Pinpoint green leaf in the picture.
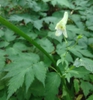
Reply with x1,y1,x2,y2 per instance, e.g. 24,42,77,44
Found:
4,53,40,99
74,79,80,94
0,30,4,37
67,25,83,33
65,67,89,81
65,52,73,62
51,0,70,7
69,48,82,58
27,1,41,12
56,42,66,55
0,93,7,100
89,74,93,82
6,47,20,56
13,42,29,52
33,62,46,85
42,17,57,24
33,20,43,30
74,58,93,73
78,36,88,48
45,72,61,100
4,53,47,99
25,67,34,92
88,38,93,49
7,71,25,100
9,14,32,24
86,16,93,31
36,38,54,53
0,0,9,6
80,80,93,97
0,56,5,70
4,29,16,41
42,0,50,2
87,95,93,100
48,31,62,43
0,41,9,48
30,79,45,96
77,49,93,58
71,14,84,29
0,50,6,70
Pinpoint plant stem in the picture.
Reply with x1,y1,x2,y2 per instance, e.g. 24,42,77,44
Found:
50,66,62,77
0,16,58,69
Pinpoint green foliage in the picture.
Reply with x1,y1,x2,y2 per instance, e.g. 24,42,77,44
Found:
0,0,93,100
80,80,93,97
87,95,93,100
45,72,61,100
74,58,93,73
3,53,46,99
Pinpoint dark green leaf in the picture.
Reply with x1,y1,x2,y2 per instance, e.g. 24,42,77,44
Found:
74,79,80,94
45,72,61,100
80,80,93,97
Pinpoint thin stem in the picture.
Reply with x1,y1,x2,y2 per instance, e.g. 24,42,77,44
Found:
50,66,62,77
0,16,57,68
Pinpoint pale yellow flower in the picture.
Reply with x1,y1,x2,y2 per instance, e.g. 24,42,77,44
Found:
55,11,68,38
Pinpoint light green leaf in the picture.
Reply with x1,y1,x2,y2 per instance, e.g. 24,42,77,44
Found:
71,14,84,29
69,48,82,58
65,67,89,80
6,47,19,55
33,62,46,85
77,49,93,58
25,67,34,92
0,41,9,48
86,16,93,31
7,70,26,100
0,30,4,37
80,80,93,97
42,17,57,24
4,53,40,99
56,42,66,55
48,31,62,42
51,0,70,7
0,56,5,70
4,29,16,41
37,38,54,53
74,58,93,73
9,15,32,24
13,42,29,51
45,72,61,100
0,0,9,6
78,36,88,48
33,20,43,30
65,52,73,62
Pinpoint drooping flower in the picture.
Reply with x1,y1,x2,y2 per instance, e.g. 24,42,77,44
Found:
55,11,68,38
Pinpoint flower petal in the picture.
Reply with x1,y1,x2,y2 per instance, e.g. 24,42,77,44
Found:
63,27,67,38
60,11,68,25
55,29,62,36
55,11,68,38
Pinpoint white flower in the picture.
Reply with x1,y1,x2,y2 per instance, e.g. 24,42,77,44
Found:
55,11,68,38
